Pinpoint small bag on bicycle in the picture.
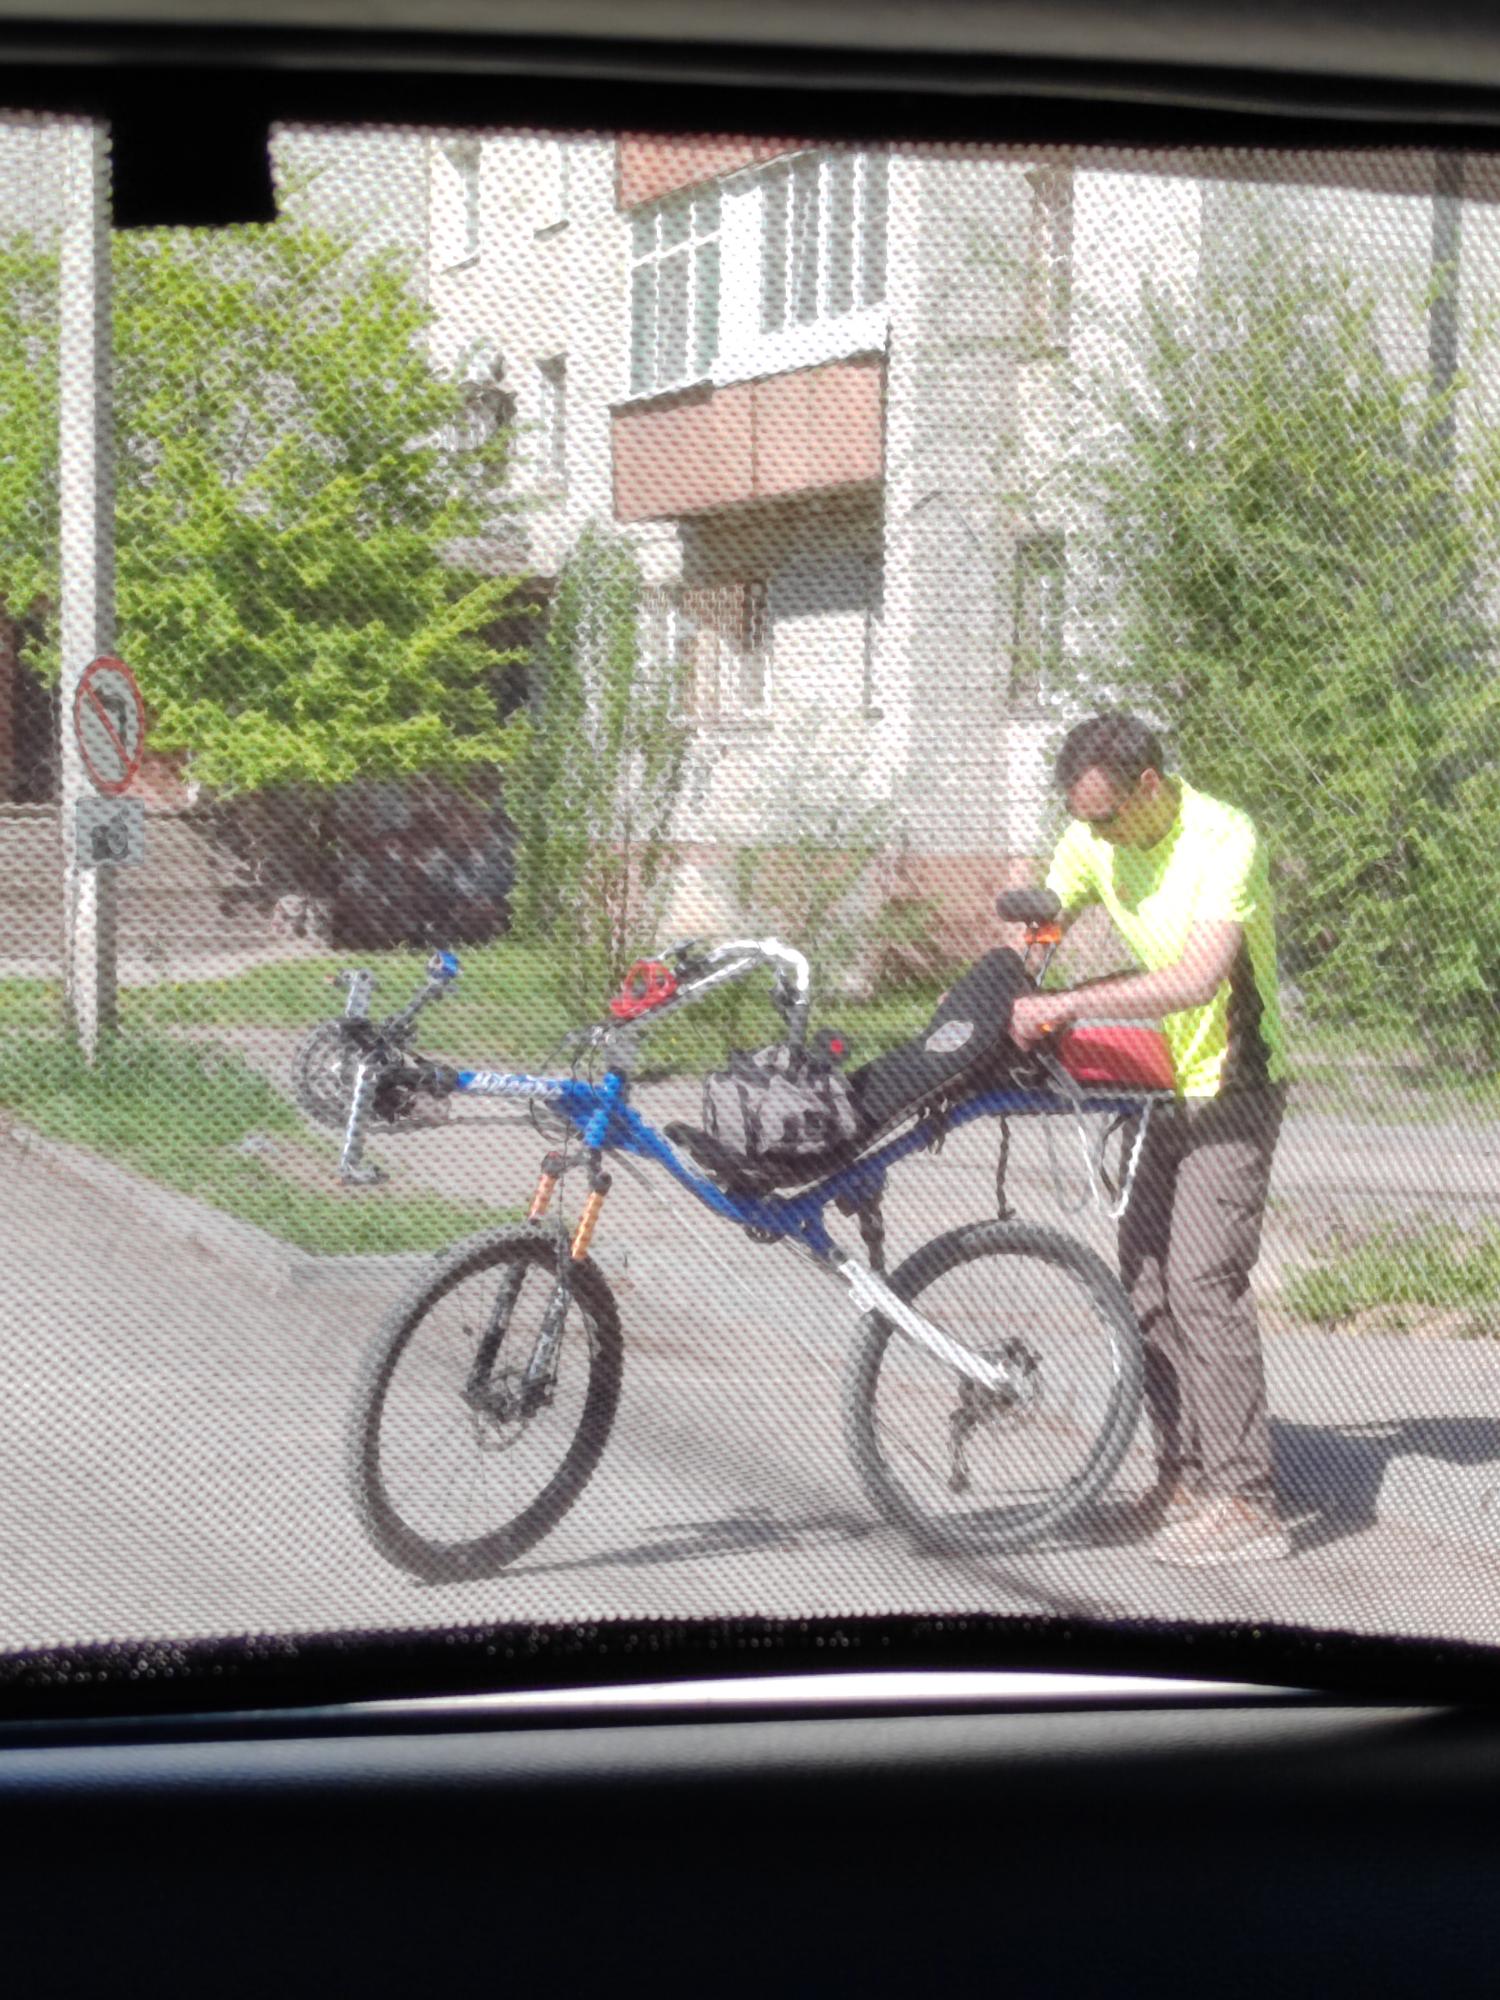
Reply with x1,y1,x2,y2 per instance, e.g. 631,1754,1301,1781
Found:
702,1042,864,1176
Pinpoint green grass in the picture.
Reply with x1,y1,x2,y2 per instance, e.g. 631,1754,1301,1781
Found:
1282,1221,1500,1338
129,941,572,1062
0,1031,506,1258
8,938,1493,1127
0,978,63,1030
0,948,943,1268
0,945,579,1065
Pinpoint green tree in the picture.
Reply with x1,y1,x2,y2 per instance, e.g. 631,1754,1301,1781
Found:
1052,238,1500,1070
0,216,526,793
0,237,57,637
512,526,691,1019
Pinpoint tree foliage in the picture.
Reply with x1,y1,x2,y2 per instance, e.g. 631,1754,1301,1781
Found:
0,215,526,793
512,525,691,1019
1056,237,1500,1068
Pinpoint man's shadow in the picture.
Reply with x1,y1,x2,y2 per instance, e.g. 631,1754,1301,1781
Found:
1273,1415,1500,1550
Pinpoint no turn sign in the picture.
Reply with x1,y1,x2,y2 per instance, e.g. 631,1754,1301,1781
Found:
73,655,146,797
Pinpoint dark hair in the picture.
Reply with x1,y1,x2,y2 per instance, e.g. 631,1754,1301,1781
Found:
1054,711,1166,794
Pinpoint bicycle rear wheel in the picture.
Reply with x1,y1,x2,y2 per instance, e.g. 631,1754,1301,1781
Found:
348,1224,623,1582
843,1220,1143,1555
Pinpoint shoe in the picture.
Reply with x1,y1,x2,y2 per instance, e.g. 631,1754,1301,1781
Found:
1098,1478,1200,1544
1151,1495,1293,1568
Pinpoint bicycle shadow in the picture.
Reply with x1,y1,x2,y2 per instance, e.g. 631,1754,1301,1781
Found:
495,1504,881,1583
1271,1414,1500,1551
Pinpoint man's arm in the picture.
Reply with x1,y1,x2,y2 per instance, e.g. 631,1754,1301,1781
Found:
1009,918,1242,1047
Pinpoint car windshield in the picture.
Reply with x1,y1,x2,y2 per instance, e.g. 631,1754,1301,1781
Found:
2,114,1498,1680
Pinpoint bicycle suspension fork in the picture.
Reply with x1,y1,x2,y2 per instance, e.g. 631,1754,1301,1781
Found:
520,1158,612,1396
466,1150,615,1408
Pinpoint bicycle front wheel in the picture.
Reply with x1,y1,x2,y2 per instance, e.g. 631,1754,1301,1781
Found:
348,1224,623,1582
843,1220,1143,1556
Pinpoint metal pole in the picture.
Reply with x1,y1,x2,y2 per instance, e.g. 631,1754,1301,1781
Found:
1429,149,1464,467
58,119,117,1058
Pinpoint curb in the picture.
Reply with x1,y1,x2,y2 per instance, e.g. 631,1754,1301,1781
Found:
3,1123,437,1297
3,1120,627,1296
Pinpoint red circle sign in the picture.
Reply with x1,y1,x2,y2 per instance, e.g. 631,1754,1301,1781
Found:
73,656,146,797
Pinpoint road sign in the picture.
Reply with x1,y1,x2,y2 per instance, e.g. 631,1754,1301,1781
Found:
75,796,145,868
72,655,145,797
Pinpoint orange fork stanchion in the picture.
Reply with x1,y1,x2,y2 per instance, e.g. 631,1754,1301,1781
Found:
571,1174,613,1262
528,1150,564,1222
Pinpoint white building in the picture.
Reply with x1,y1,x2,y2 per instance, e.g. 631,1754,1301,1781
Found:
426,131,1100,957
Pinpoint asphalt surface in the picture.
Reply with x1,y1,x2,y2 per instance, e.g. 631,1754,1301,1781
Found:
4,1112,1500,1659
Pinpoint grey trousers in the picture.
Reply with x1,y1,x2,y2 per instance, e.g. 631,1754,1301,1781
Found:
1117,1083,1288,1506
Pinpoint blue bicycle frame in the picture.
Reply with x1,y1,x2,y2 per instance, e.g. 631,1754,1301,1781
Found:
330,942,1165,1392
451,1061,1154,1265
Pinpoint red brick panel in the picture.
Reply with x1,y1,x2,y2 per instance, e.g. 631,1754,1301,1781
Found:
614,381,756,519
753,358,884,502
616,136,798,210
613,358,884,522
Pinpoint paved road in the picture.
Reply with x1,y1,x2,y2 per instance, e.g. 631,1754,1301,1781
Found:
3,1122,1500,1661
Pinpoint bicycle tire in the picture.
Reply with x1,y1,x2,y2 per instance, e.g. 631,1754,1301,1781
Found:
843,1219,1144,1555
348,1224,623,1582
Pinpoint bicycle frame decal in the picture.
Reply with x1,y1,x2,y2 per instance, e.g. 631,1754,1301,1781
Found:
456,1070,570,1101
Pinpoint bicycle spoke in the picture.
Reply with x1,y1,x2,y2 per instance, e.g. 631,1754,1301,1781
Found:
847,1223,1143,1553
354,1233,619,1576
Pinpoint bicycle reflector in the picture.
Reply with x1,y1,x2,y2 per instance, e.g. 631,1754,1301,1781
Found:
608,959,679,1020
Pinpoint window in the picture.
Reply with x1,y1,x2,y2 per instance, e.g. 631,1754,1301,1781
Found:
1026,165,1073,352
537,355,567,487
434,137,481,267
629,186,721,395
1012,534,1065,704
641,581,769,721
761,151,888,335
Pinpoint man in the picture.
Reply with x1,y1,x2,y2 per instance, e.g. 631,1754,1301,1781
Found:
1007,710,1292,1568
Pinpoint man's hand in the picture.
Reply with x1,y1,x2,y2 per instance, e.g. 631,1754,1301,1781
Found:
1008,989,1078,1052
1005,917,1244,1053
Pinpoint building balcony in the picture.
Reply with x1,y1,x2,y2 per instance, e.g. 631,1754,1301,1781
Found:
612,354,885,523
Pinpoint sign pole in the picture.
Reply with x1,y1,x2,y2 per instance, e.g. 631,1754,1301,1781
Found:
58,120,117,1060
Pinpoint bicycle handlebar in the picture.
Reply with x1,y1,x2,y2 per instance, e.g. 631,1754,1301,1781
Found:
632,936,812,1048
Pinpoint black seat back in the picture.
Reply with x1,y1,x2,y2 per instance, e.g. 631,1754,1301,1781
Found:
848,947,1030,1136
